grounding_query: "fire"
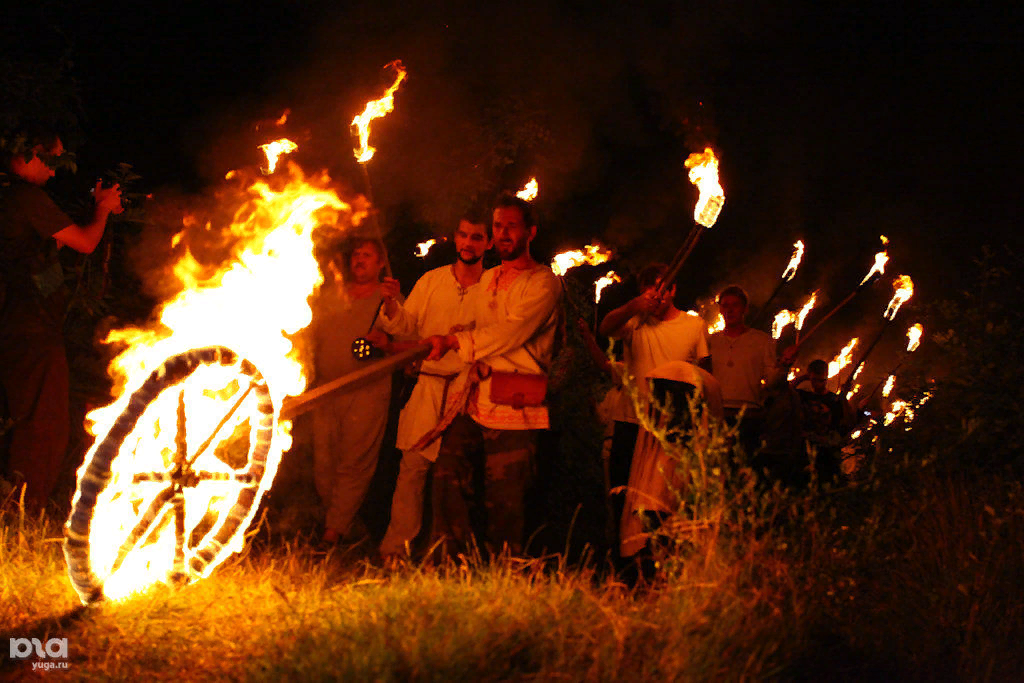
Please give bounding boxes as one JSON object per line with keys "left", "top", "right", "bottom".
{"left": 852, "top": 363, "right": 865, "bottom": 381}
{"left": 781, "top": 240, "right": 805, "bottom": 281}
{"left": 859, "top": 250, "right": 890, "bottom": 287}
{"left": 275, "top": 110, "right": 290, "bottom": 126}
{"left": 772, "top": 309, "right": 796, "bottom": 339}
{"left": 881, "top": 375, "right": 896, "bottom": 398}
{"left": 906, "top": 323, "right": 923, "bottom": 352}
{"left": 550, "top": 244, "right": 611, "bottom": 276}
{"left": 258, "top": 138, "right": 298, "bottom": 174}
{"left": 884, "top": 399, "right": 909, "bottom": 426}
{"left": 67, "top": 161, "right": 359, "bottom": 603}
{"left": 846, "top": 384, "right": 860, "bottom": 400}
{"left": 880, "top": 235, "right": 889, "bottom": 245}
{"left": 415, "top": 239, "right": 437, "bottom": 258}
{"left": 795, "top": 291, "right": 818, "bottom": 331}
{"left": 884, "top": 275, "right": 914, "bottom": 320}
{"left": 516, "top": 177, "right": 538, "bottom": 202}
{"left": 594, "top": 270, "right": 621, "bottom": 304}
{"left": 708, "top": 313, "right": 725, "bottom": 335}
{"left": 351, "top": 60, "right": 408, "bottom": 163}
{"left": 684, "top": 147, "right": 725, "bottom": 228}
{"left": 828, "top": 337, "right": 859, "bottom": 379}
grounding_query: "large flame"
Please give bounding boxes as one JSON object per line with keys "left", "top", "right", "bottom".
{"left": 884, "top": 275, "right": 914, "bottom": 320}
{"left": 828, "top": 337, "right": 859, "bottom": 379}
{"left": 781, "top": 240, "right": 805, "bottom": 281}
{"left": 884, "top": 399, "right": 909, "bottom": 426}
{"left": 906, "top": 323, "right": 923, "bottom": 352}
{"left": 684, "top": 147, "right": 725, "bottom": 228}
{"left": 73, "top": 157, "right": 359, "bottom": 601}
{"left": 772, "top": 309, "right": 796, "bottom": 339}
{"left": 351, "top": 60, "right": 407, "bottom": 164}
{"left": 415, "top": 238, "right": 437, "bottom": 258}
{"left": 516, "top": 177, "right": 538, "bottom": 202}
{"left": 594, "top": 270, "right": 621, "bottom": 304}
{"left": 550, "top": 244, "right": 611, "bottom": 276}
{"left": 795, "top": 291, "right": 818, "bottom": 331}
{"left": 259, "top": 138, "right": 298, "bottom": 174}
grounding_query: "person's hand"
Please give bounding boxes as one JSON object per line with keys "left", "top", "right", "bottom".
{"left": 380, "top": 277, "right": 401, "bottom": 301}
{"left": 631, "top": 288, "right": 662, "bottom": 315}
{"left": 365, "top": 329, "right": 390, "bottom": 349}
{"left": 423, "top": 334, "right": 458, "bottom": 361}
{"left": 94, "top": 181, "right": 124, "bottom": 215}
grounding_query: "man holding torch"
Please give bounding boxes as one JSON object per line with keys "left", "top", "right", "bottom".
{"left": 375, "top": 210, "right": 492, "bottom": 560}
{"left": 598, "top": 263, "right": 709, "bottom": 542}
{"left": 418, "top": 194, "right": 561, "bottom": 557}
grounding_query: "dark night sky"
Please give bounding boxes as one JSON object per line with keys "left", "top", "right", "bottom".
{"left": 4, "top": 0, "right": 1022, "bottom": 365}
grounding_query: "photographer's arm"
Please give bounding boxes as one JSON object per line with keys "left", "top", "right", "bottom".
{"left": 52, "top": 181, "right": 123, "bottom": 254}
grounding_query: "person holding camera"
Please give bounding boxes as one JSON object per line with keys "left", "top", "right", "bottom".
{"left": 0, "top": 130, "right": 122, "bottom": 511}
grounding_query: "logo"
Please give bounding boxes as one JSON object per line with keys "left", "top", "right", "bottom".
{"left": 9, "top": 638, "right": 69, "bottom": 671}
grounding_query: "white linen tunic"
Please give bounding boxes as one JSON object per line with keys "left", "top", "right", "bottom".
{"left": 380, "top": 265, "right": 481, "bottom": 461}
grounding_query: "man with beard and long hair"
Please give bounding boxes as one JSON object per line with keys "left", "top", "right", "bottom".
{"left": 419, "top": 194, "right": 561, "bottom": 557}
{"left": 375, "top": 210, "right": 492, "bottom": 559}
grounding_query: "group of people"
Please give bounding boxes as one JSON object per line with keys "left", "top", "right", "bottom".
{"left": 1, "top": 128, "right": 853, "bottom": 566}
{"left": 306, "top": 195, "right": 560, "bottom": 560}
{"left": 306, "top": 194, "right": 855, "bottom": 564}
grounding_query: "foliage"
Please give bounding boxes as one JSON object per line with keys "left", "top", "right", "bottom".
{"left": 0, "top": 57, "right": 82, "bottom": 170}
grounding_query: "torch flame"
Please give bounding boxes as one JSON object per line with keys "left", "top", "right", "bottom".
{"left": 259, "top": 138, "right": 298, "bottom": 174}
{"left": 708, "top": 313, "right": 725, "bottom": 335}
{"left": 275, "top": 110, "right": 290, "bottom": 126}
{"left": 795, "top": 291, "right": 818, "bottom": 331}
{"left": 881, "top": 374, "right": 896, "bottom": 398}
{"left": 884, "top": 399, "right": 909, "bottom": 426}
{"left": 781, "top": 240, "right": 805, "bottom": 281}
{"left": 906, "top": 323, "right": 923, "bottom": 352}
{"left": 550, "top": 244, "right": 612, "bottom": 276}
{"left": 859, "top": 250, "right": 890, "bottom": 287}
{"left": 684, "top": 147, "right": 725, "bottom": 228}
{"left": 351, "top": 60, "right": 408, "bottom": 163}
{"left": 772, "top": 309, "right": 796, "bottom": 339}
{"left": 73, "top": 162, "right": 358, "bottom": 602}
{"left": 846, "top": 384, "right": 860, "bottom": 401}
{"left": 594, "top": 270, "right": 621, "bottom": 304}
{"left": 516, "top": 177, "right": 538, "bottom": 202}
{"left": 884, "top": 275, "right": 914, "bottom": 320}
{"left": 415, "top": 239, "right": 437, "bottom": 258}
{"left": 828, "top": 337, "right": 859, "bottom": 379}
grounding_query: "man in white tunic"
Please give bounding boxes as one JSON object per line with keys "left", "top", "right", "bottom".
{"left": 598, "top": 262, "right": 711, "bottom": 552}
{"left": 423, "top": 195, "right": 561, "bottom": 555}
{"left": 708, "top": 285, "right": 794, "bottom": 455}
{"left": 376, "top": 213, "right": 492, "bottom": 557}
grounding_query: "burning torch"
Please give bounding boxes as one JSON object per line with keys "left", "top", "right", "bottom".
{"left": 840, "top": 275, "right": 915, "bottom": 396}
{"left": 657, "top": 147, "right": 724, "bottom": 294}
{"left": 796, "top": 239, "right": 889, "bottom": 348}
{"left": 350, "top": 59, "right": 407, "bottom": 278}
{"left": 757, "top": 240, "right": 805, "bottom": 325}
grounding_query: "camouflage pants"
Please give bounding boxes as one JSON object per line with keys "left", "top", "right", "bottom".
{"left": 431, "top": 415, "right": 536, "bottom": 558}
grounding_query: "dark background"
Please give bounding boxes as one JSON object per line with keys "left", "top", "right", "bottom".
{"left": 4, "top": 0, "right": 1021, "bottom": 369}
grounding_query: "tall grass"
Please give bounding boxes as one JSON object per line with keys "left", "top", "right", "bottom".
{"left": 3, "top": 425, "right": 1023, "bottom": 680}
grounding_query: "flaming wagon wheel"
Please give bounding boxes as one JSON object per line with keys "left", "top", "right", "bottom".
{"left": 63, "top": 346, "right": 276, "bottom": 604}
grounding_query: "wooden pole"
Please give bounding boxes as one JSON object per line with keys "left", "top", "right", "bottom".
{"left": 280, "top": 344, "right": 429, "bottom": 419}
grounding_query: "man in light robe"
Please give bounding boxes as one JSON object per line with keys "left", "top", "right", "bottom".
{"left": 376, "top": 212, "right": 491, "bottom": 558}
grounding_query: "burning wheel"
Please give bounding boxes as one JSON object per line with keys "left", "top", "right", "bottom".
{"left": 63, "top": 346, "right": 276, "bottom": 604}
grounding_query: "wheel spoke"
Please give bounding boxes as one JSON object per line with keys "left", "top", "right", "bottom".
{"left": 172, "top": 491, "right": 186, "bottom": 579}
{"left": 185, "top": 380, "right": 256, "bottom": 469}
{"left": 106, "top": 485, "right": 176, "bottom": 578}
